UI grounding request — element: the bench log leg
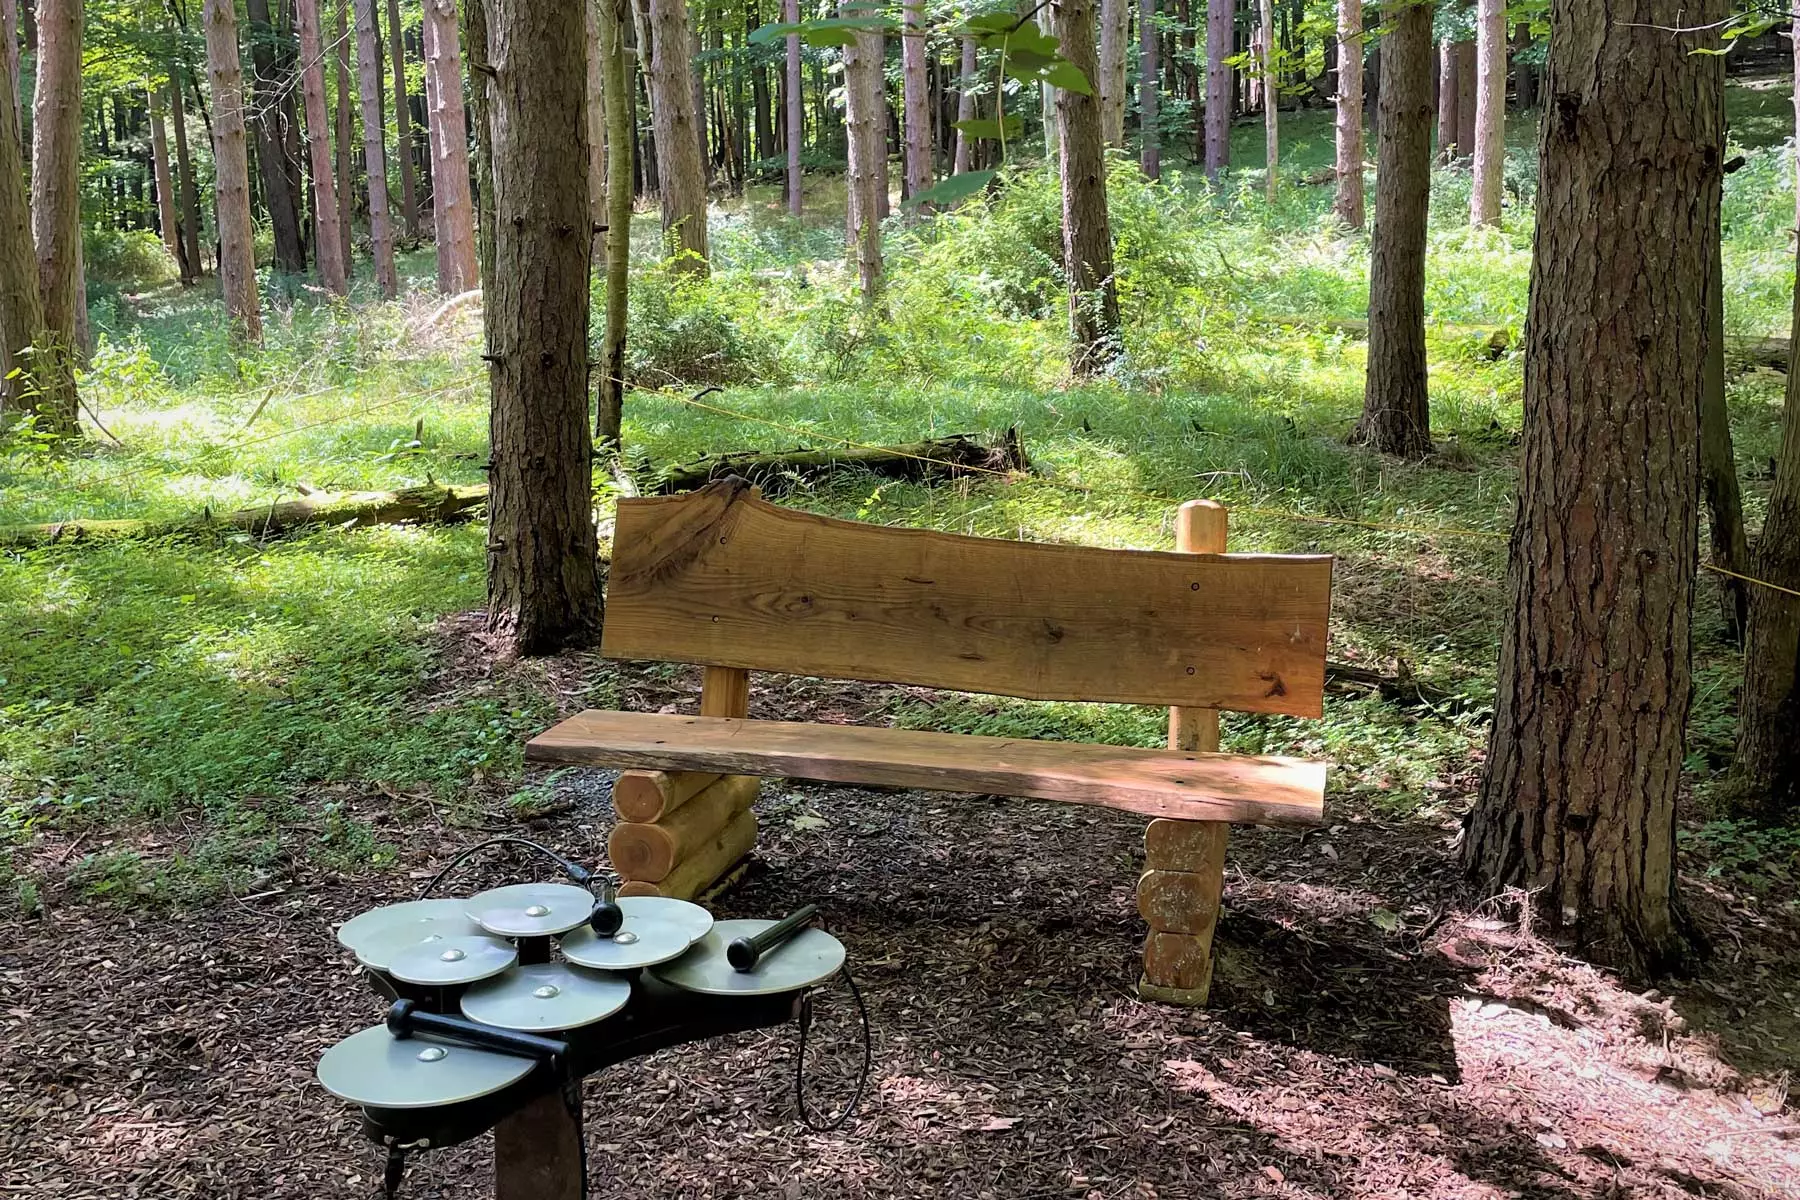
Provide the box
[494,1088,584,1200]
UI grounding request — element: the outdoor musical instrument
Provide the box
[387,934,519,987]
[466,882,597,938]
[460,962,630,1032]
[656,916,845,996]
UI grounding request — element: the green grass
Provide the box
[2,85,1793,906]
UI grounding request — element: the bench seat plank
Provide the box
[527,711,1325,827]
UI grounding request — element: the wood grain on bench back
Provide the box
[603,479,1333,717]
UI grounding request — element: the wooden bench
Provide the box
[526,477,1333,1004]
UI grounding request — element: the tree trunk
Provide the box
[585,0,607,257]
[785,0,801,211]
[387,0,421,240]
[0,19,43,419]
[355,0,398,296]
[484,0,603,655]
[202,0,263,339]
[1351,0,1430,458]
[1055,0,1120,376]
[333,0,357,278]
[643,0,709,272]
[953,34,977,173]
[842,0,882,301]
[1037,4,1058,163]
[169,59,202,284]
[1453,38,1475,160]
[1794,15,1799,238]
[1139,0,1158,179]
[28,0,80,431]
[1259,0,1276,202]
[902,0,931,205]
[690,22,708,183]
[1203,0,1230,179]
[148,85,181,264]
[1435,36,1455,163]
[423,0,478,290]
[1098,0,1126,146]
[1332,0,1363,227]
[1700,205,1748,642]
[1470,0,1504,226]
[1,0,16,124]
[246,0,308,275]
[1511,21,1534,110]
[597,0,632,446]
[468,0,499,286]
[1464,0,1724,976]
[298,0,350,294]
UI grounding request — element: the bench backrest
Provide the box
[602,478,1333,718]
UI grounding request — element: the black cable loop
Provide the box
[414,836,595,900]
[793,962,872,1132]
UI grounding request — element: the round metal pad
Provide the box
[317,1024,534,1109]
[560,916,693,970]
[460,962,630,1031]
[388,935,518,986]
[616,895,713,942]
[467,882,596,938]
[337,898,482,964]
[653,919,846,996]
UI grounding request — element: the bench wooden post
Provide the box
[1138,500,1230,1006]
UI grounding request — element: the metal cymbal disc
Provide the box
[616,895,713,943]
[467,882,597,938]
[317,1024,535,1109]
[460,962,631,1031]
[388,934,519,986]
[559,916,693,970]
[336,898,481,959]
[653,919,846,997]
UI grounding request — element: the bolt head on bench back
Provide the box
[601,478,1333,718]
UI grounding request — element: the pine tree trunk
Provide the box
[1259,0,1276,202]
[1700,223,1748,642]
[1793,16,1800,238]
[1511,21,1534,110]
[1203,0,1230,179]
[902,0,931,204]
[465,0,495,285]
[643,0,709,272]
[842,0,882,301]
[1139,0,1158,178]
[0,22,43,418]
[1435,36,1455,163]
[1464,0,1725,976]
[355,0,398,296]
[1098,0,1126,146]
[785,0,801,211]
[148,85,181,264]
[297,0,350,294]
[422,0,478,290]
[247,0,308,274]
[1469,0,1504,226]
[1,0,16,122]
[484,0,603,656]
[202,0,263,339]
[1054,0,1119,376]
[1453,38,1475,159]
[28,0,81,430]
[585,0,607,258]
[1351,0,1429,458]
[953,35,977,173]
[1038,4,1058,162]
[691,22,708,182]
[386,0,420,240]
[333,0,356,279]
[169,59,202,284]
[596,0,632,446]
[1332,0,1362,227]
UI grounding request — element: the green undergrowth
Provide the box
[2,90,1793,909]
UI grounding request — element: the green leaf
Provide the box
[1042,60,1094,94]
[952,116,1022,141]
[906,170,998,208]
[965,12,1020,33]
[750,15,891,48]
[1370,908,1401,933]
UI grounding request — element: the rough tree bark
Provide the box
[1352,0,1430,458]
[246,0,308,274]
[1099,0,1126,146]
[1464,0,1726,975]
[597,0,631,446]
[1204,0,1230,179]
[1435,36,1455,163]
[465,0,495,285]
[644,0,709,271]
[202,0,263,339]
[1054,0,1120,375]
[1259,0,1276,202]
[0,21,43,418]
[387,0,420,240]
[29,0,81,430]
[355,0,399,296]
[953,35,978,173]
[298,0,350,294]
[148,86,181,264]
[1139,0,1158,179]
[1700,227,1748,642]
[902,0,931,204]
[169,59,202,284]
[1453,37,1474,159]
[842,0,883,301]
[585,0,606,256]
[785,0,801,211]
[1470,0,1504,226]
[333,0,357,279]
[423,0,478,290]
[1333,0,1363,227]
[484,0,604,654]
[1,0,16,120]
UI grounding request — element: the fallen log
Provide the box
[652,428,1029,494]
[1324,660,1484,713]
[0,482,490,548]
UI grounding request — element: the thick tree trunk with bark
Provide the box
[902,0,931,204]
[1352,0,1430,458]
[169,60,202,284]
[1259,0,1276,202]
[333,0,356,278]
[842,0,883,301]
[1139,0,1158,179]
[785,0,800,211]
[1453,38,1474,159]
[423,0,478,290]
[29,0,81,430]
[1333,0,1362,227]
[1204,0,1230,179]
[387,0,421,240]
[484,0,603,655]
[1700,231,1748,642]
[1470,0,1504,226]
[355,0,398,296]
[953,35,978,173]
[1098,0,1126,145]
[1,0,16,121]
[1465,0,1725,975]
[597,0,632,446]
[203,0,263,340]
[298,0,350,294]
[246,0,307,275]
[0,27,42,418]
[643,0,709,271]
[148,86,181,263]
[1054,0,1120,375]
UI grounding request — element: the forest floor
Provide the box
[4,88,1800,1197]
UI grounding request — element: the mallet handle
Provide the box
[726,905,820,972]
[386,1000,569,1062]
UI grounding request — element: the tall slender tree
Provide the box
[1259,0,1276,202]
[0,11,43,418]
[1435,36,1455,162]
[644,0,709,271]
[298,0,350,294]
[202,0,263,340]
[1469,0,1503,226]
[386,0,421,240]
[1,0,17,119]
[1054,0,1118,374]
[902,0,931,204]
[1333,0,1363,227]
[1700,186,1747,641]
[465,0,495,284]
[1203,0,1230,179]
[423,0,478,290]
[1352,0,1430,457]
[168,58,201,284]
[585,0,606,256]
[597,0,632,444]
[246,0,308,274]
[355,0,398,296]
[1453,37,1474,157]
[953,34,978,173]
[29,0,81,430]
[333,0,356,278]
[1139,0,1158,178]
[1465,0,1726,974]
[842,0,883,299]
[148,85,181,263]
[484,0,602,655]
[784,0,801,211]
[1098,0,1126,145]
